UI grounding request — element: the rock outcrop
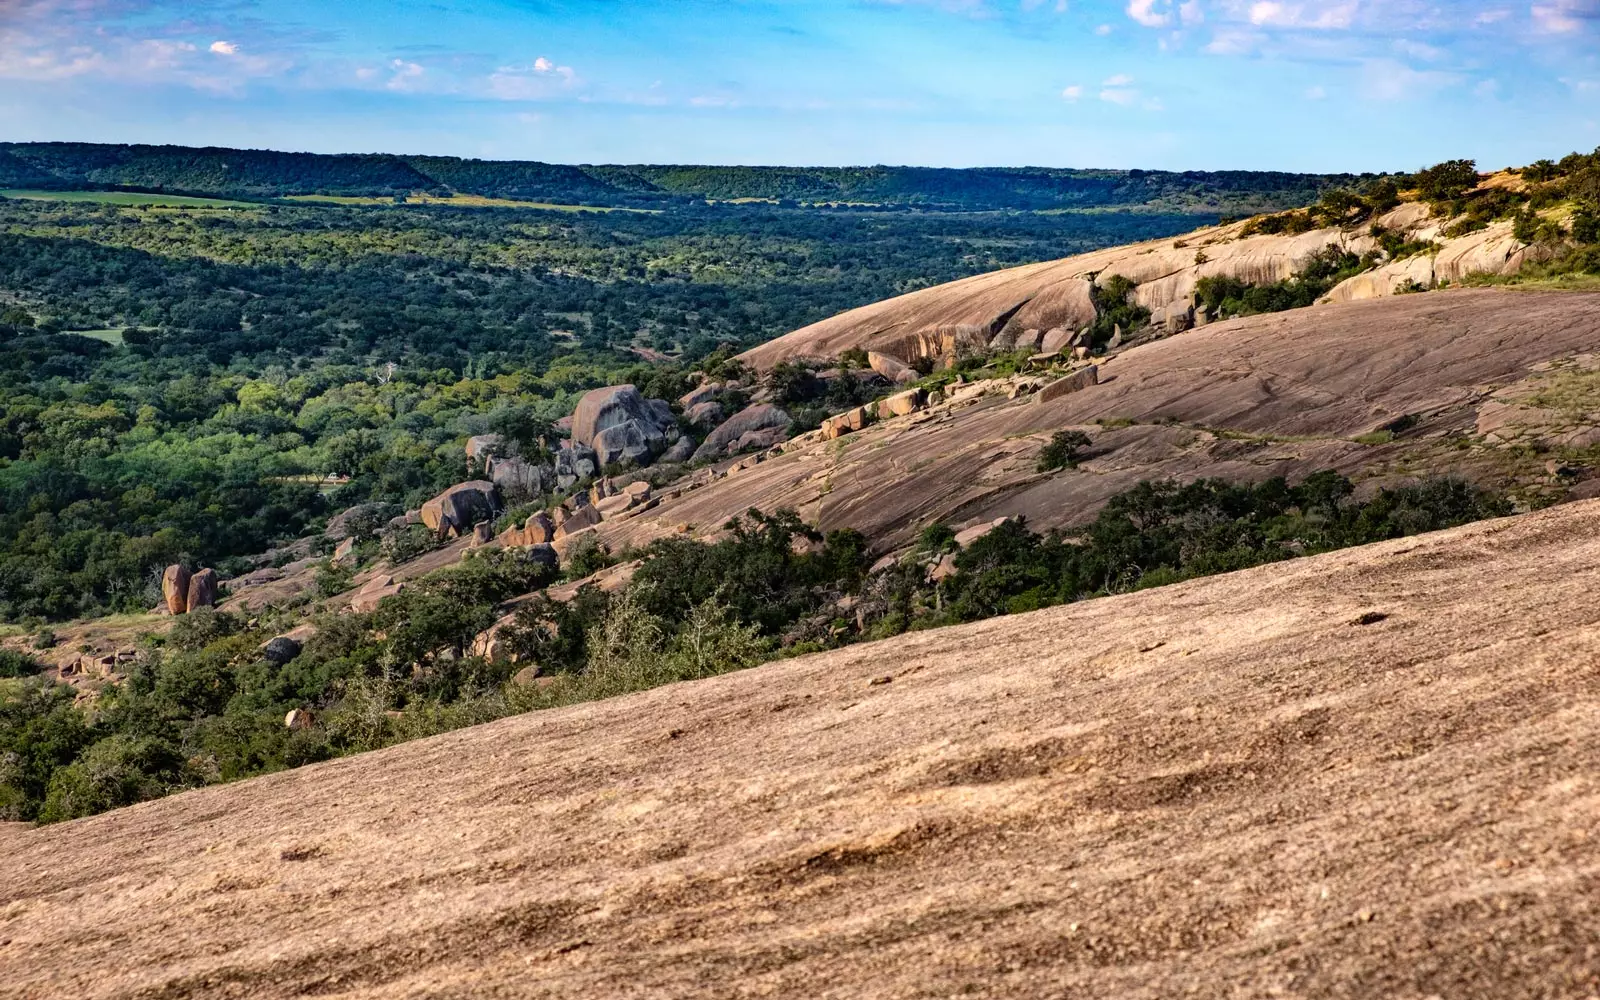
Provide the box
[554,444,599,489]
[1034,365,1099,403]
[570,385,679,467]
[737,202,1536,372]
[161,565,190,615]
[420,481,501,539]
[693,404,792,461]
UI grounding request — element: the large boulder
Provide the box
[186,568,218,611]
[660,436,696,464]
[876,388,927,420]
[868,352,919,386]
[420,481,501,538]
[161,565,190,615]
[693,404,792,461]
[487,455,550,496]
[1034,366,1099,404]
[687,401,726,428]
[570,385,678,467]
[464,434,504,465]
[679,383,722,408]
[553,444,599,489]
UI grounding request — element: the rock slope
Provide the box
[739,202,1529,370]
[592,289,1600,557]
[4,499,1600,998]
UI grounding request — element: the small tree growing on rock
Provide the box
[1037,430,1092,472]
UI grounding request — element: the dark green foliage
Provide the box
[0,648,41,678]
[0,141,1368,214]
[1195,245,1367,319]
[1416,159,1481,204]
[630,509,869,636]
[1037,430,1092,471]
[1087,274,1149,347]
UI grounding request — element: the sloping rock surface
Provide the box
[593,289,1600,557]
[738,205,1529,370]
[6,501,1600,997]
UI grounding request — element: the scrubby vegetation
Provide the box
[0,471,1508,825]
[0,191,1214,623]
[1194,245,1369,320]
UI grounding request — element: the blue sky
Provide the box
[1,0,1598,171]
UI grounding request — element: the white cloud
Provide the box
[1060,84,1083,100]
[1127,0,1172,26]
[1099,87,1138,104]
[486,57,579,100]
[1359,57,1461,101]
[1095,22,1113,33]
[1179,1,1205,25]
[1532,0,1600,33]
[1246,1,1355,28]
[209,40,237,56]
[1305,84,1326,99]
[1103,73,1135,85]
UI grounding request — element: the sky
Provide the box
[1,0,1598,172]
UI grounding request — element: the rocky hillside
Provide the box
[544,289,1600,562]
[5,497,1600,998]
[737,185,1533,371]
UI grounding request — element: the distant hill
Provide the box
[0,141,1371,214]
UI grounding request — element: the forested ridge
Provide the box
[0,141,1370,213]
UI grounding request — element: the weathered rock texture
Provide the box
[692,404,792,461]
[570,385,679,467]
[420,481,501,539]
[8,501,1600,998]
[738,204,1532,371]
[160,565,190,615]
[580,290,1600,557]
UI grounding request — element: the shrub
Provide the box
[1037,430,1092,471]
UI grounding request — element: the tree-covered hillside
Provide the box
[0,141,1371,213]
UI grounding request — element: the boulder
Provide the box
[162,565,191,615]
[524,511,556,545]
[821,404,874,440]
[1035,365,1099,404]
[570,385,676,467]
[420,481,501,538]
[876,388,926,420]
[735,428,789,452]
[954,517,1012,548]
[464,433,504,464]
[1039,328,1075,354]
[262,636,303,666]
[332,537,356,565]
[523,543,560,571]
[487,456,550,496]
[595,494,636,519]
[556,504,602,538]
[553,444,599,489]
[693,404,792,461]
[186,569,217,611]
[284,708,314,731]
[622,481,653,501]
[687,401,726,428]
[592,421,656,468]
[679,383,722,408]
[868,351,919,386]
[470,521,494,546]
[660,436,697,464]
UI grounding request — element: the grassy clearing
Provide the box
[1,189,257,209]
[65,329,125,345]
[283,193,655,213]
[1461,272,1600,293]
